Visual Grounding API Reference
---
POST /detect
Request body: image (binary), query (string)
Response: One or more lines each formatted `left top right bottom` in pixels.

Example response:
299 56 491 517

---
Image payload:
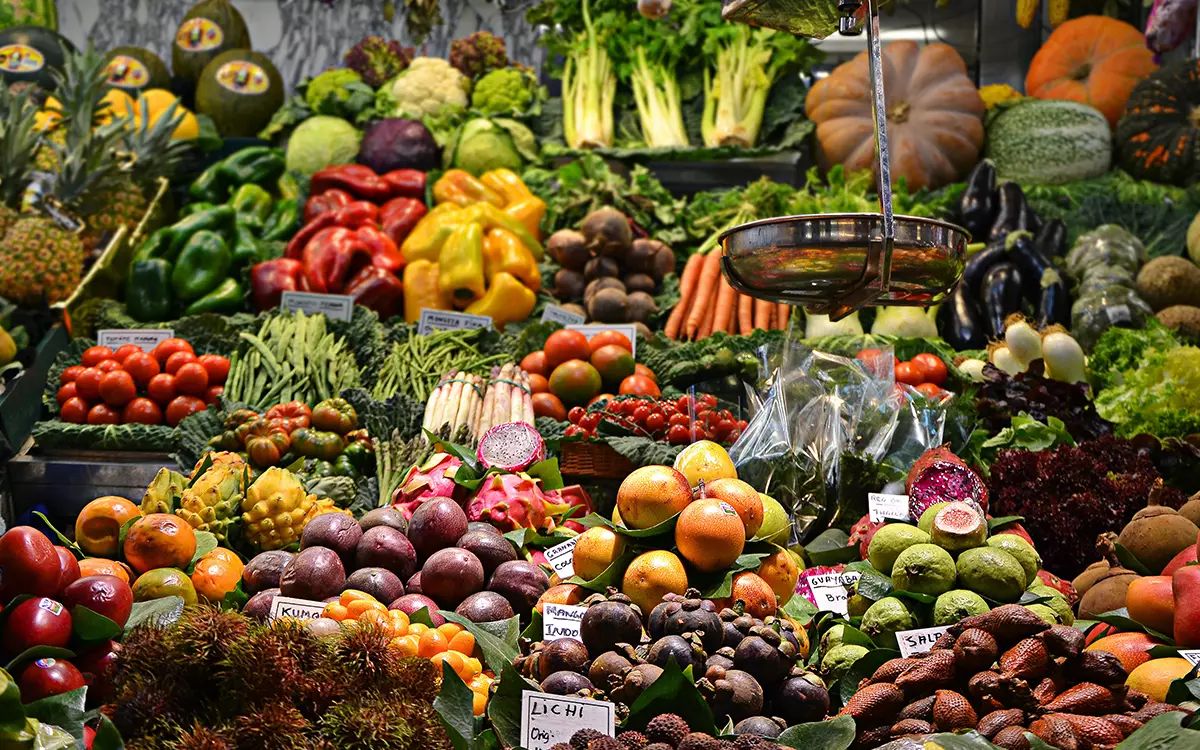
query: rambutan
646 714 690 748
169 722 236 750
572 729 606 749
317 692 416 749
168 606 252 670
232 702 312 750
619 731 650 749
221 621 337 712
329 621 404 688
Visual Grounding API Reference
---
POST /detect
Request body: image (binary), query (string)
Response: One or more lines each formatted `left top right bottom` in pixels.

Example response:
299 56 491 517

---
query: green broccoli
470 67 535 115
304 68 365 110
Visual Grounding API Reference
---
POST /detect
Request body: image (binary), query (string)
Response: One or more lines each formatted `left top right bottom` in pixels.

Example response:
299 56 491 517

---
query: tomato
146 373 177 406
81 346 113 367
911 353 948 387
634 363 656 383
915 382 947 400
527 373 549 394
567 406 585 424
588 330 633 355
74 368 103 401
174 362 209 396
55 382 77 406
579 412 601 431
203 385 224 405
151 338 194 366
855 348 883 361
122 398 162 425
60 397 89 424
563 424 587 438
98 370 136 407
95 359 122 373
60 365 84 385
196 354 230 385
619 374 661 398
519 351 548 377
668 413 689 428
165 396 206 427
667 424 690 444
122 352 160 388
894 362 924 386
87 403 121 425
646 412 666 432
633 405 652 423
543 330 592 371
531 392 567 421
165 351 197 375
112 344 142 362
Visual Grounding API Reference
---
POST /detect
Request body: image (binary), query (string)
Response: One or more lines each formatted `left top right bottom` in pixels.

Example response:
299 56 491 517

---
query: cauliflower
384 57 471 118
471 67 536 115
449 31 508 80
304 68 364 110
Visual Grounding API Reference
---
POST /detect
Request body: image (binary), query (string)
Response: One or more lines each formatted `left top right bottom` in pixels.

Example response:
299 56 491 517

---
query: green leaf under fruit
691 550 772 599
124 596 185 634
1093 611 1174 644
1165 674 1200 706
780 596 818 625
188 531 219 567
32 512 84 560
925 731 1001 750
1113 542 1153 577
986 515 1024 531
566 550 636 593
71 606 122 644
409 607 436 627
578 511 680 539
488 665 540 748
439 612 518 675
525 458 564 491
1115 712 1197 750
220 580 250 612
435 668 476 750
91 715 125 750
624 660 715 736
777 714 856 750
23 686 86 746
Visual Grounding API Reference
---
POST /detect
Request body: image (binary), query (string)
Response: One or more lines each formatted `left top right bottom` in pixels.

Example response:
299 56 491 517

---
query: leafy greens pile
1091 323 1200 440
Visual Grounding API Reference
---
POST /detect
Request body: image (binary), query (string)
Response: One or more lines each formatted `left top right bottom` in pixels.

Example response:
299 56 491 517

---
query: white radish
1042 328 1087 384
1003 314 1042 368
957 358 988 383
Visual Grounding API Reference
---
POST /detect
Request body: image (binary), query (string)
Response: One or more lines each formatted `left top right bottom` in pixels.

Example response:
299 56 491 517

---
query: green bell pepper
165 205 236 262
277 172 301 201
171 230 231 302
126 259 175 321
217 147 285 187
261 198 299 242
133 227 171 262
189 161 229 204
181 201 217 218
231 221 265 266
231 184 273 230
184 278 243 315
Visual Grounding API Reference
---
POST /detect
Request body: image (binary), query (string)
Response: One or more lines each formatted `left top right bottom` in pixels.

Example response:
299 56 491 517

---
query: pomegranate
18 658 85 703
3 597 72 653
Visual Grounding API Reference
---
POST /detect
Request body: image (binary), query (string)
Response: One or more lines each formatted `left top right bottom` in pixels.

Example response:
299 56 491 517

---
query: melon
194 49 283 137
171 0 250 84
0 0 57 31
0 24 72 90
104 46 171 94
984 99 1113 186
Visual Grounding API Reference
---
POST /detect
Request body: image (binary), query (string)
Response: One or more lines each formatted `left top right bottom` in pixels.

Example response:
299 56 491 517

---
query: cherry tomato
567 407 585 425
580 413 601 431
60 365 84 385
197 354 230 385
715 419 735 437
122 398 163 425
174 362 209 396
87 403 121 425
99 370 136 407
668 424 691 444
56 382 77 406
151 338 194 366
60 397 89 424
81 346 113 368
646 413 666 432
911 353 948 387
894 362 924 386
147 373 177 406
676 395 692 413
122 352 160 388
725 429 741 443
564 424 587 438
165 351 197 375
633 405 652 424
95 359 123 373
668 413 689 428
204 385 224 405
915 382 948 400
112 344 142 362
74 368 103 401
165 395 206 427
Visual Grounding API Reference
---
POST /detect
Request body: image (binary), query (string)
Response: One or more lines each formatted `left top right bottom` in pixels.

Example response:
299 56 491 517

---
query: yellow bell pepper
400 203 461 263
437 223 487 306
433 169 505 208
457 202 543 261
480 168 534 205
503 196 546 240
402 259 453 323
465 271 536 331
483 228 541 291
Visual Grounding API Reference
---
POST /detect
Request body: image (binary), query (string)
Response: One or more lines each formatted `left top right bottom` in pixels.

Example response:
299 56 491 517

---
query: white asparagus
495 363 513 427
442 377 465 434
429 369 457 433
523 372 535 425
422 380 444 438
465 375 483 444
477 366 499 438
510 369 524 423
452 374 476 435
420 378 439 432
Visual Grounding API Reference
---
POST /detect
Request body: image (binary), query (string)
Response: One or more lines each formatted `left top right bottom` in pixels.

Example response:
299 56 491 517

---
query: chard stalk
563 0 616 149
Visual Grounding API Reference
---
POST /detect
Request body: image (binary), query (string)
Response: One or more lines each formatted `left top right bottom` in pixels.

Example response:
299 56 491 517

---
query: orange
675 498 745 572
190 556 242 604
123 513 196 574
616 466 692 530
1086 632 1161 673
536 584 588 614
75 496 141 557
721 571 778 620
388 610 411 636
621 550 688 614
419 628 449 657
393 634 420 656
1126 658 1194 702
449 631 476 655
756 548 801 604
79 558 132 584
572 527 627 581
1126 576 1176 636
472 690 487 716
702 478 763 538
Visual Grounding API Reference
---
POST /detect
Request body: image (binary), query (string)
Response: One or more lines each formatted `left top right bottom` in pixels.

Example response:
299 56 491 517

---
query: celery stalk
702 25 786 148
628 47 688 148
562 0 615 150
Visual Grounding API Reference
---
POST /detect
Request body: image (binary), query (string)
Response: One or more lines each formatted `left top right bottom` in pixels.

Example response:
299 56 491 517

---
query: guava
892 543 957 596
758 494 791 546
867 523 930 574
820 643 868 683
932 589 989 626
986 535 1042 584
929 502 987 553
917 502 950 535
846 581 871 618
820 624 846 654
1024 603 1061 625
861 597 917 649
1027 585 1074 625
956 547 1027 602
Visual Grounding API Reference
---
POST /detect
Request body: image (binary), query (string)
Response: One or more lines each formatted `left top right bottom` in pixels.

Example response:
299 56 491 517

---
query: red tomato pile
520 329 659 418
56 338 230 427
855 348 950 399
563 392 748 445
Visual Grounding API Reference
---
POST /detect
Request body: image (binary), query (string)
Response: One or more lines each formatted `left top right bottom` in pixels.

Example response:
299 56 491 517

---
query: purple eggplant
962 240 1007 298
959 160 996 241
939 282 988 349
989 183 1039 242
981 262 1024 339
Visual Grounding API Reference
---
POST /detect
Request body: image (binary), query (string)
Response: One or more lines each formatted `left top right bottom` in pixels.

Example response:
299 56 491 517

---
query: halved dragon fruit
391 453 463 520
546 485 594 533
477 422 545 472
906 445 989 521
466 473 548 531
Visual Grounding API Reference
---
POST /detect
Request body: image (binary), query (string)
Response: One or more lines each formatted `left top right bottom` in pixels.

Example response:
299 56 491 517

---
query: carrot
713 276 736 335
776 303 791 330
738 294 753 335
753 298 773 330
664 252 705 340
685 250 723 339
697 281 719 339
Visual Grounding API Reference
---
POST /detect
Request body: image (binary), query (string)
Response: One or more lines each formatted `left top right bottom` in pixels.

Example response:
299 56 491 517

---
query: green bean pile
372 329 505 402
225 311 361 408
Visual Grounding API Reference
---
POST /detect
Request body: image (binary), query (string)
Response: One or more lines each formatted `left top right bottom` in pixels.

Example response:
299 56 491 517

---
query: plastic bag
1064 225 1145 280
1075 265 1136 298
1071 287 1155 351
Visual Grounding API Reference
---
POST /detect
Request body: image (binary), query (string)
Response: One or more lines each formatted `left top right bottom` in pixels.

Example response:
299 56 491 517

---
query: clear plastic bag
1064 225 1145 281
1071 287 1156 351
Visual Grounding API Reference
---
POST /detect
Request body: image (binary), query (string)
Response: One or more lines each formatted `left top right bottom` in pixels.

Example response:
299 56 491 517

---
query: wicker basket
559 441 633 478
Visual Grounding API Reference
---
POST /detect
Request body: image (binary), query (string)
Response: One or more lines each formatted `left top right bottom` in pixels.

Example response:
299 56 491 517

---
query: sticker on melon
176 17 224 52
214 60 270 95
106 56 151 90
0 45 43 74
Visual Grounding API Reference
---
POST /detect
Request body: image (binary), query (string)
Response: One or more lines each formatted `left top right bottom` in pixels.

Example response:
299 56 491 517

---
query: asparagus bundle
474 363 535 439
421 370 485 442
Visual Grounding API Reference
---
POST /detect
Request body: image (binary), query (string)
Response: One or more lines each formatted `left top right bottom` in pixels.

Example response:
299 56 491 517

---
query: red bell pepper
356 224 405 274
383 169 427 200
302 227 373 294
250 258 304 310
310 164 392 203
304 188 353 222
332 201 379 229
379 197 427 249
344 266 404 319
286 212 337 259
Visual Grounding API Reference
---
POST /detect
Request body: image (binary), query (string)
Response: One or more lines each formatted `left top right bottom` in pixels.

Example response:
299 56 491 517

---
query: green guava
918 502 950 535
820 643 869 683
868 523 931 574
986 534 1043 584
861 596 918 649
932 589 990 626
892 543 957 596
956 547 1027 602
1025 603 1061 625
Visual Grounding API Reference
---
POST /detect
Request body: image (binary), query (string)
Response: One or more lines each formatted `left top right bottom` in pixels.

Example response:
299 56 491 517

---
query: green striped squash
984 99 1113 186
0 0 56 31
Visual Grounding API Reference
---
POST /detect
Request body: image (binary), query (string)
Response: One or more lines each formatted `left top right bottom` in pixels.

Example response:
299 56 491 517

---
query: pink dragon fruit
466 473 548 531
795 564 847 610
391 453 463 520
906 445 989 521
848 513 885 561
477 422 545 472
546 485 594 533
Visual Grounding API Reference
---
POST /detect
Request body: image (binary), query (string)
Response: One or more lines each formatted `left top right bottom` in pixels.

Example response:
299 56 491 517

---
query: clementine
123 514 197 574
75 496 141 557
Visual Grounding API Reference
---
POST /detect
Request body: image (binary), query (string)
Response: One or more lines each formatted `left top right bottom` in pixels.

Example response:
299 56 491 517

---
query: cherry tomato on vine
646 413 666 432
567 407 585 424
915 382 947 400
668 424 691 444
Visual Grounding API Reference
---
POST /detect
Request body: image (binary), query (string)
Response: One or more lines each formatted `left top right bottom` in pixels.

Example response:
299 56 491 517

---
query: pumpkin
1025 15 1157 128
805 41 984 192
1115 59 1200 186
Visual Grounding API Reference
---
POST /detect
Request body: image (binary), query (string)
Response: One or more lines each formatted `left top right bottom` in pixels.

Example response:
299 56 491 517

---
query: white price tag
542 603 587 642
868 493 911 524
521 692 615 750
543 538 578 579
802 571 861 615
542 305 586 326
418 308 492 336
897 626 953 657
279 291 354 322
567 324 638 358
96 329 174 351
268 596 326 621
1178 650 1200 667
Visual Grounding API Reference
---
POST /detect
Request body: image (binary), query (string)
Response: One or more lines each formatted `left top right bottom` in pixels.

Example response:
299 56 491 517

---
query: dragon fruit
466 472 548 531
477 422 545 472
795 564 848 609
546 485 594 533
906 445 989 521
848 514 885 561
1036 569 1078 605
391 453 463 520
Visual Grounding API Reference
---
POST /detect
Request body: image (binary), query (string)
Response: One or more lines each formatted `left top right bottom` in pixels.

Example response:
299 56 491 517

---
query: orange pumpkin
1025 15 1157 128
805 41 985 192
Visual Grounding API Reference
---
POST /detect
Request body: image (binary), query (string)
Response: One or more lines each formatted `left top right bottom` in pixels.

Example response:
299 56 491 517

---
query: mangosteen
455 591 514 623
732 633 791 689
588 651 632 689
538 638 591 679
700 667 764 723
648 634 706 674
580 595 643 659
647 592 687 639
359 507 409 535
540 671 594 696
609 663 663 704
734 716 785 739
775 674 831 726
663 589 723 654
705 648 736 674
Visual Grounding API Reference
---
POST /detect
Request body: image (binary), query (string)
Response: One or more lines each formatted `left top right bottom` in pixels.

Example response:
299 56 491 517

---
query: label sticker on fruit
896 625 953 657
521 691 615 750
542 305 586 326
37 598 62 615
543 537 578 579
279 291 354 322
801 571 861 615
0 45 43 73
97 329 175 350
215 61 271 95
106 56 151 90
566 324 638 358
418 309 492 336
1179 650 1200 667
268 596 327 621
868 493 911 524
175 17 223 52
542 603 587 642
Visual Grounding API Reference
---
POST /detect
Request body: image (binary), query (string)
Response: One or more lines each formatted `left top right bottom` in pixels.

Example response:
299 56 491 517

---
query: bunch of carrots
665 248 791 340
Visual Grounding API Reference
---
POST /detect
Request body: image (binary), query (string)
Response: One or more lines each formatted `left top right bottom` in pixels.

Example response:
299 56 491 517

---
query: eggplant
1033 218 1067 260
939 282 988 349
980 262 1025 339
1037 276 1071 328
1007 230 1059 304
961 240 1007 298
958 160 996 240
988 183 1038 242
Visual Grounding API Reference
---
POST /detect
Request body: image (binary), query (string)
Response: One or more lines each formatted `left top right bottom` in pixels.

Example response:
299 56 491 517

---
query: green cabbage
285 115 362 175
447 117 537 176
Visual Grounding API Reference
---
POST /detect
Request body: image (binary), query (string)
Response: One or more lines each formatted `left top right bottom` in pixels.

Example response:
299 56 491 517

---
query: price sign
1178 650 1200 667
418 309 492 336
567 324 638 358
542 603 587 642
96 329 174 350
521 692 615 750
897 626 953 657
868 493 911 524
543 537 578 579
268 596 326 621
279 291 354 322
542 305 586 326
802 571 861 615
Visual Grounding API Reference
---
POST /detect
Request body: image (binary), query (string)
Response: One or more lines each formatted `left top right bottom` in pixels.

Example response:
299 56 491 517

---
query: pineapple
0 86 39 237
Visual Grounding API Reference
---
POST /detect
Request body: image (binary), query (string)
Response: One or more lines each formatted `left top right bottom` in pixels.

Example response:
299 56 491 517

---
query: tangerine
756 548 801 604
472 689 487 716
448 630 476 654
124 514 196 574
536 584 588 614
703 478 763 538
675 498 745 572
1126 576 1176 635
190 557 242 604
622 550 688 614
1086 631 1161 673
1126 657 1194 701
78 558 132 584
572 527 627 581
544 330 592 371
616 465 692 530
75 496 141 557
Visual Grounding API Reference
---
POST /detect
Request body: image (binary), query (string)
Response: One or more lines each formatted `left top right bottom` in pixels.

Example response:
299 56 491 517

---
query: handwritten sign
1178 650 1200 667
868 493 912 524
897 626 953 657
801 570 862 615
268 596 326 621
96 329 174 350
279 291 354 322
521 692 615 750
567 324 638 358
543 538 578 579
542 305 586 326
542 603 587 642
418 309 492 336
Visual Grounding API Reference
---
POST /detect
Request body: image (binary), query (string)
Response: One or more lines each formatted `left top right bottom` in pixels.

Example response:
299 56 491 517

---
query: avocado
0 25 74 90
171 0 251 83
104 45 171 94
194 49 283 137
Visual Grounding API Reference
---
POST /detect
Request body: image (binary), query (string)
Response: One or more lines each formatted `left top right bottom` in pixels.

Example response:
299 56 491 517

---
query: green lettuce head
285 115 362 175
447 117 538 176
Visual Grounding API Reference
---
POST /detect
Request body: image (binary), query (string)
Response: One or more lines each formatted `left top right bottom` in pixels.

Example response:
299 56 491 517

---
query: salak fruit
906 445 989 520
477 421 545 472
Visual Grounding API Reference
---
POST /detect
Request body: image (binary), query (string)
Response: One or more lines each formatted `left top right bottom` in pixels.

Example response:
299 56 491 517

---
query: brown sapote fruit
1117 479 1199 575
1078 534 1141 619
